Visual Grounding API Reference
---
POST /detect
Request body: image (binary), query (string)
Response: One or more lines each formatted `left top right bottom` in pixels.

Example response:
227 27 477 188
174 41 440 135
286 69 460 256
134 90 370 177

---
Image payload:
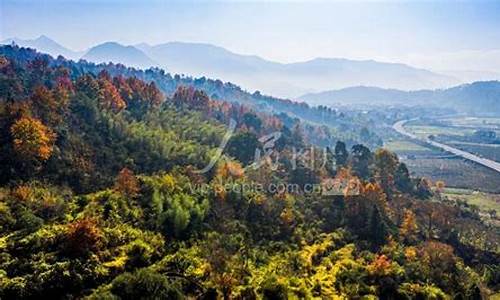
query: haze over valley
1 1 500 299
0 35 468 98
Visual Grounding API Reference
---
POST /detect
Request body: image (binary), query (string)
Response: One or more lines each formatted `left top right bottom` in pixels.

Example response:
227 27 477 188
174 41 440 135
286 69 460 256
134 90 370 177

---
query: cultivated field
403 157 500 193
450 142 500 162
441 187 500 213
388 117 500 193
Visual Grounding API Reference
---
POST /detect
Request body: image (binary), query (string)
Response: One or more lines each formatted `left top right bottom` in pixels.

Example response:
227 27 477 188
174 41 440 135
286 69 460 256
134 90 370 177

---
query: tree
289 163 319 191
63 218 102 257
242 112 262 133
350 144 372 180
108 269 184 300
435 180 446 193
10 116 56 162
417 241 458 289
345 182 389 244
334 141 348 169
98 77 126 112
216 161 245 180
225 132 262 166
416 177 433 199
145 81 164 106
369 205 389 248
399 209 418 243
121 77 164 116
115 168 140 198
27 57 51 87
261 275 288 300
75 74 100 99
172 86 209 109
374 149 399 197
395 163 413 193
30 85 64 126
360 127 371 141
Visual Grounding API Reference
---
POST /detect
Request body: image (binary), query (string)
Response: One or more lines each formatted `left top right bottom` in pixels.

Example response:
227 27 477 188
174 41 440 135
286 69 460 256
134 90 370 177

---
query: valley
388 116 500 195
1 18 499 299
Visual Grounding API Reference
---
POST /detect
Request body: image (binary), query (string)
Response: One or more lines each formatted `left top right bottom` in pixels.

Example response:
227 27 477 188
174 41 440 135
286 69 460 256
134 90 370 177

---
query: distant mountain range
1 35 83 60
299 81 500 114
2 36 499 114
1 36 460 98
82 42 158 69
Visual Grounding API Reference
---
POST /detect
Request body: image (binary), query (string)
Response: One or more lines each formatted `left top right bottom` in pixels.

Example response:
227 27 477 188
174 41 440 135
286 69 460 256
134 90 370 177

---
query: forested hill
300 82 500 115
0 45 382 148
0 44 499 299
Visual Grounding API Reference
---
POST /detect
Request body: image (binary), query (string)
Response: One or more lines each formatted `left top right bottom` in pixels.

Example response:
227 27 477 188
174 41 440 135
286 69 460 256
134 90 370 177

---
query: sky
1 0 500 73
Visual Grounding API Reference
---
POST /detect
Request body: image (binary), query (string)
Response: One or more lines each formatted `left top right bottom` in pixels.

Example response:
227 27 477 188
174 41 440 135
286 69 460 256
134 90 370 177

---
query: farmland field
441 187 500 213
402 157 500 193
405 124 475 138
384 140 435 153
450 142 500 162
388 117 500 193
386 138 500 193
441 116 500 128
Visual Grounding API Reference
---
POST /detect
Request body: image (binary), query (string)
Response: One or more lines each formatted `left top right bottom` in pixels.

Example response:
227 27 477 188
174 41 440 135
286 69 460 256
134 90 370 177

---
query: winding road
393 119 500 174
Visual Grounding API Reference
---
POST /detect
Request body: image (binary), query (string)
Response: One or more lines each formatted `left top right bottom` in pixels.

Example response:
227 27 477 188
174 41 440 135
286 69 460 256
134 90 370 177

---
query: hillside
0 44 498 299
0 45 383 148
300 81 500 114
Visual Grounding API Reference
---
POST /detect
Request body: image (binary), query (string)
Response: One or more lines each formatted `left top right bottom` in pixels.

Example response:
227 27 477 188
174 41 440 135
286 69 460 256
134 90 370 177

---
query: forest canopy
0 45 498 299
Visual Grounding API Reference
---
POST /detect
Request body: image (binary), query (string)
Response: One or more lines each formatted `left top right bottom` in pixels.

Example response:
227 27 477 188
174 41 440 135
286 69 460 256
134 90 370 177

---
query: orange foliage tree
216 161 245 180
10 116 56 161
114 167 140 197
98 78 126 112
64 218 103 257
30 85 64 126
435 180 446 193
399 209 418 243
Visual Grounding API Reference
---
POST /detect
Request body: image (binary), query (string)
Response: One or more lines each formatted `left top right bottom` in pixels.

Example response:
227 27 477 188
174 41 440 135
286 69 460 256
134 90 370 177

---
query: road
393 119 500 174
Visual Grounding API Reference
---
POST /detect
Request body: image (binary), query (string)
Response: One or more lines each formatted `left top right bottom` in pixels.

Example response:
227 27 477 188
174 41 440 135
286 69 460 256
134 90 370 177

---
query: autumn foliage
98 77 127 112
10 116 56 161
115 167 140 197
0 46 497 300
399 209 418 243
64 218 102 257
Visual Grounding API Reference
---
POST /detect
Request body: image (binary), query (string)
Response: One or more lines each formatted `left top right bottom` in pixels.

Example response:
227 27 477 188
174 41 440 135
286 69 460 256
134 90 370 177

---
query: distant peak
97 41 123 47
37 35 50 40
135 42 151 48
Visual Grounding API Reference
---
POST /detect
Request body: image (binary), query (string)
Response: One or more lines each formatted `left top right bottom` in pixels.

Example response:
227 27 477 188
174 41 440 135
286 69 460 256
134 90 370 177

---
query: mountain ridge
1 36 459 97
299 81 500 114
82 42 159 69
0 35 83 60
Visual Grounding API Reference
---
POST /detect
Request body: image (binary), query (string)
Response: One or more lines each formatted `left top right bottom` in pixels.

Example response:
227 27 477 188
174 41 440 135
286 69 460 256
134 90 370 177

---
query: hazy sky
2 0 500 71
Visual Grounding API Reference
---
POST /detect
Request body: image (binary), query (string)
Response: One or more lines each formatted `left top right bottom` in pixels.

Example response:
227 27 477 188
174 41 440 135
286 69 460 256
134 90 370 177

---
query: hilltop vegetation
0 45 498 299
0 44 382 149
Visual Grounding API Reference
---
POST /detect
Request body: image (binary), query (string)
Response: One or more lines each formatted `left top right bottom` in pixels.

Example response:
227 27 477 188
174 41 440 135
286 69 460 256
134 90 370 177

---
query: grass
442 187 500 213
384 140 432 152
441 187 474 195
405 125 474 138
